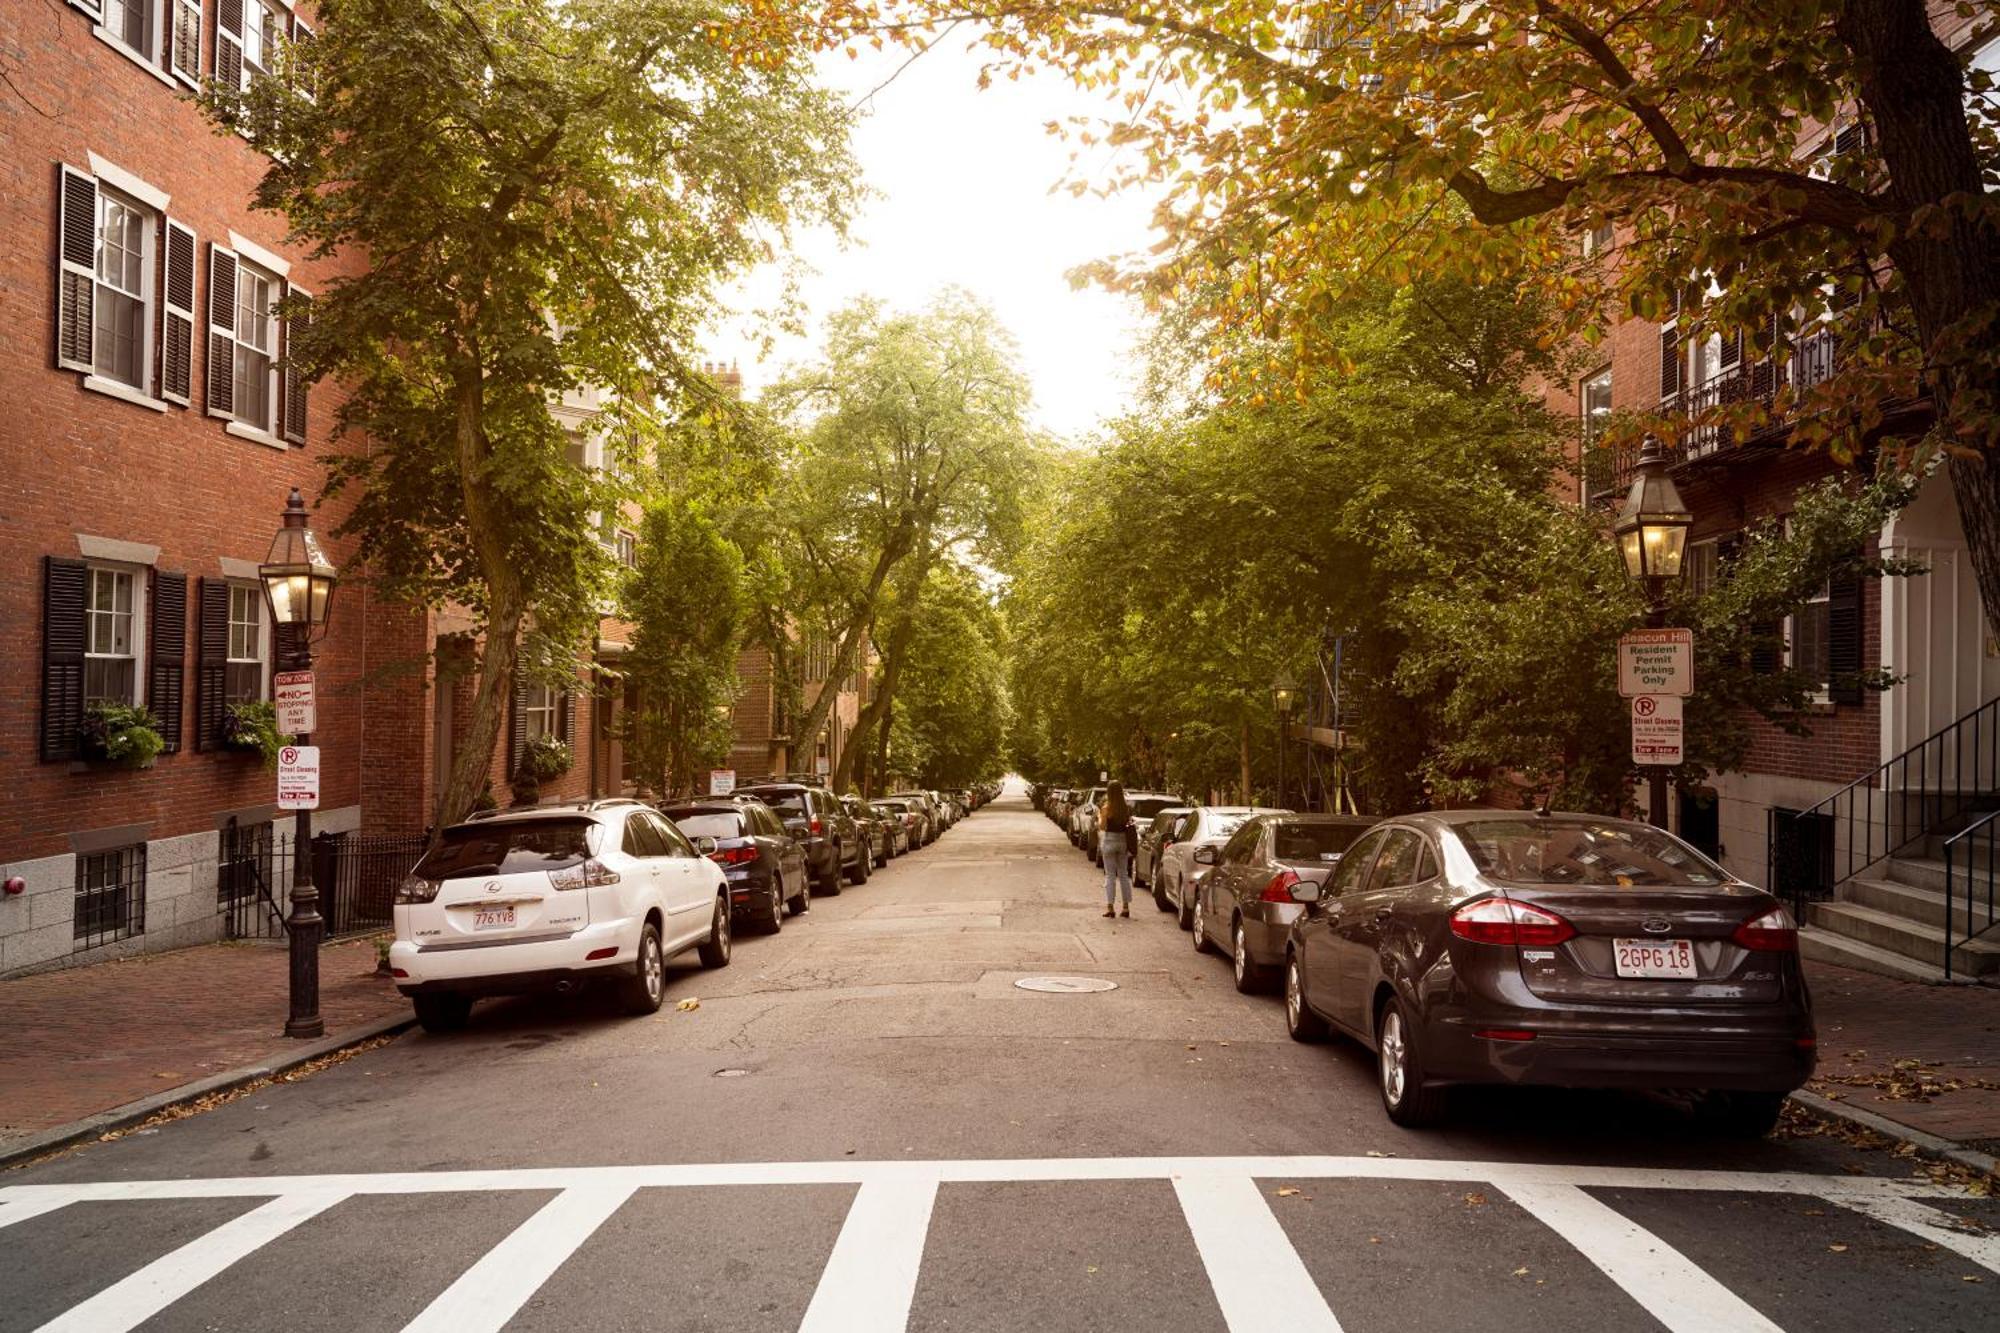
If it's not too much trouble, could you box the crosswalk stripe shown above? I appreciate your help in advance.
[1832,1194,2000,1276]
[32,1191,347,1333]
[0,1196,75,1233]
[399,1183,636,1333]
[1500,1182,1782,1333]
[798,1175,939,1333]
[1173,1174,1342,1333]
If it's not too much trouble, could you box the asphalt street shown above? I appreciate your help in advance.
[5,781,1998,1332]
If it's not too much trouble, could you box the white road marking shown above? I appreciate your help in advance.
[1833,1194,2000,1275]
[32,1190,346,1333]
[0,1195,76,1232]
[400,1183,635,1333]
[1174,1173,1342,1332]
[797,1174,939,1333]
[1501,1181,1782,1333]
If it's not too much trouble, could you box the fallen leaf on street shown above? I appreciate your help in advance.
[1365,1150,1395,1158]
[1828,1244,1848,1253]
[1464,1192,1488,1207]
[1512,1267,1530,1276]
[1275,1187,1301,1197]
[1086,1265,1099,1274]
[1367,1236,1381,1244]
[676,998,700,1011]
[1962,1275,1983,1283]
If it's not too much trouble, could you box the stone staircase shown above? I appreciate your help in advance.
[1800,831,2000,985]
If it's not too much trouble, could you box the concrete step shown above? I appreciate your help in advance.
[1806,900,2000,976]
[1798,926,1954,985]
[1839,875,1952,929]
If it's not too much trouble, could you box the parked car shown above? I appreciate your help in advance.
[1155,806,1284,928]
[390,799,731,1033]
[1068,787,1105,846]
[1281,811,1815,1134]
[1135,806,1194,889]
[886,790,943,844]
[871,799,918,855]
[735,783,867,894]
[662,798,810,931]
[1191,814,1380,993]
[842,795,895,866]
[1046,789,1072,826]
[1089,791,1182,864]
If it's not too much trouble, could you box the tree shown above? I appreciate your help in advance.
[885,564,1014,787]
[209,0,857,826]
[862,1,2000,637]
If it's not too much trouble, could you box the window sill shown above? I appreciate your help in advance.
[223,420,289,451]
[91,27,179,91]
[82,376,169,413]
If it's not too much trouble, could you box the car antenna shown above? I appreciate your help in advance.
[1534,792,1553,818]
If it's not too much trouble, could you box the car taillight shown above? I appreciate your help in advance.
[810,818,823,835]
[548,859,621,891]
[1449,897,1576,947]
[1259,870,1302,903]
[708,845,757,866]
[1732,905,1799,952]
[395,875,440,905]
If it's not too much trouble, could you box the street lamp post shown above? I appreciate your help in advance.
[1271,671,1299,809]
[259,488,339,1039]
[1613,434,1692,830]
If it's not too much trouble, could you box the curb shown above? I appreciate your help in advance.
[1787,1087,2000,1177]
[0,1011,413,1171]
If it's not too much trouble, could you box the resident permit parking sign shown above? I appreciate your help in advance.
[277,745,321,810]
[1619,628,1693,697]
[1630,695,1684,766]
[709,768,736,796]
[274,670,316,733]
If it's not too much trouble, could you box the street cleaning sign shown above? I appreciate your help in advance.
[709,769,736,796]
[1619,628,1693,698]
[277,745,321,810]
[1630,695,1684,766]
[274,670,316,733]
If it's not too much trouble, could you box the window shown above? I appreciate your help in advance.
[93,190,153,391]
[1367,829,1424,891]
[242,0,283,80]
[75,845,147,949]
[102,0,156,64]
[84,565,143,705]
[622,814,666,858]
[233,261,279,431]
[1581,221,1614,258]
[522,683,560,741]
[1789,581,1831,690]
[1328,831,1383,897]
[1580,367,1612,444]
[615,530,637,568]
[225,583,267,703]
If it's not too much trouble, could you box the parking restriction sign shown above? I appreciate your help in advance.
[1630,695,1683,766]
[277,745,321,810]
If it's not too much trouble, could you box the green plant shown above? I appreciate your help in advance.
[78,702,166,770]
[224,700,293,769]
[520,733,572,782]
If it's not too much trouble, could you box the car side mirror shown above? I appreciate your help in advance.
[693,836,718,855]
[1193,846,1218,866]
[1291,881,1322,903]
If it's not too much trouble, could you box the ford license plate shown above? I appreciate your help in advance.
[1613,937,1695,978]
[473,907,516,931]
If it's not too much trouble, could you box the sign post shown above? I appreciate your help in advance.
[276,745,321,811]
[274,670,317,734]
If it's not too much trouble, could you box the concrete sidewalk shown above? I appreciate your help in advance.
[0,938,406,1156]
[1803,960,2000,1154]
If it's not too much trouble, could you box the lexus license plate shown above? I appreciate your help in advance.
[1613,937,1695,978]
[473,906,516,931]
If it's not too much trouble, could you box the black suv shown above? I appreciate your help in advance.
[734,783,869,894]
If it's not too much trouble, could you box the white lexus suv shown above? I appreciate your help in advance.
[390,799,731,1033]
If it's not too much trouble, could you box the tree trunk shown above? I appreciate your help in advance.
[1239,720,1252,805]
[788,525,913,771]
[1840,0,2000,637]
[432,358,527,834]
[835,605,917,794]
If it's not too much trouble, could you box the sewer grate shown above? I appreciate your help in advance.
[1013,976,1118,994]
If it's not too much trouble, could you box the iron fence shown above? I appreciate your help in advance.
[219,820,429,943]
[1943,808,2000,980]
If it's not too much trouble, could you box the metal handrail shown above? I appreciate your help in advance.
[1943,807,2000,980]
[1771,695,2000,928]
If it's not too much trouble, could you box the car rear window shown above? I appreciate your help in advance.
[670,812,745,839]
[1209,816,1247,839]
[1129,797,1179,819]
[746,789,807,815]
[1276,823,1371,862]
[416,820,593,880]
[1455,819,1724,886]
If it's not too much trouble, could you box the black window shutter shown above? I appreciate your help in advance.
[281,289,311,445]
[150,571,188,754]
[508,676,529,777]
[194,577,229,750]
[272,622,305,677]
[1749,620,1783,675]
[563,684,578,755]
[1659,324,1680,401]
[1718,329,1742,370]
[215,0,244,87]
[1827,572,1864,706]
[162,220,196,406]
[41,556,87,762]
[206,246,237,417]
[56,167,97,374]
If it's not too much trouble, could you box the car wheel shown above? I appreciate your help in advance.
[851,847,871,884]
[1377,997,1448,1127]
[1176,877,1194,931]
[412,993,472,1034]
[787,874,811,916]
[1233,919,1272,994]
[762,883,785,934]
[1152,875,1172,913]
[817,854,842,897]
[1693,1090,1787,1138]
[697,895,732,969]
[1192,890,1216,954]
[1285,953,1329,1042]
[618,922,668,1015]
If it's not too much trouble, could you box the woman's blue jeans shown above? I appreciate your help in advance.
[1101,829,1132,905]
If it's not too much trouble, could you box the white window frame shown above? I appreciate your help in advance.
[224,581,269,704]
[83,562,148,707]
[1580,366,1612,443]
[1685,539,1720,598]
[90,184,158,399]
[1581,221,1614,258]
[1778,519,1832,703]
[89,0,180,88]
[522,683,560,741]
[615,529,638,568]
[240,0,285,85]
[228,257,282,435]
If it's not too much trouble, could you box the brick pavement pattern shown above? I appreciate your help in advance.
[1807,961,2000,1148]
[0,940,403,1148]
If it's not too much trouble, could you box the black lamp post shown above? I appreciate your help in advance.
[259,488,339,1039]
[1613,434,1692,829]
[1271,671,1299,809]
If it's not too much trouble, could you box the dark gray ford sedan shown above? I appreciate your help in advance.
[1282,810,1815,1135]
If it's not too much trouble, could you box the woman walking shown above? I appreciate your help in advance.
[1099,782,1134,918]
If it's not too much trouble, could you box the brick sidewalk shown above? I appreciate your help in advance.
[1805,960,2000,1150]
[0,939,405,1150]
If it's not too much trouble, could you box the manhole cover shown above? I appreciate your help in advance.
[1014,976,1118,994]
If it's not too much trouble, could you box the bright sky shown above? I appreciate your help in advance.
[709,33,1166,441]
